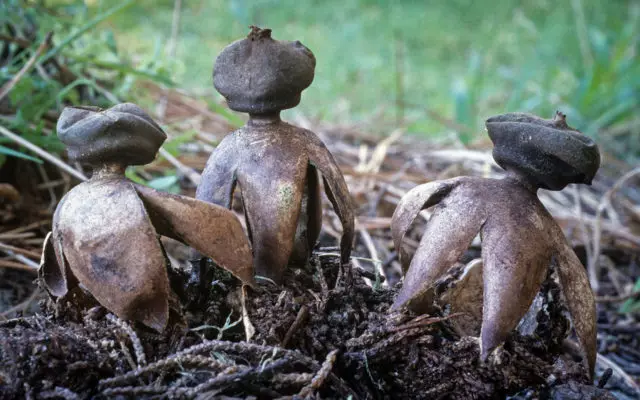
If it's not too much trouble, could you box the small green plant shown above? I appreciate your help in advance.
[619,278,640,314]
[0,0,174,168]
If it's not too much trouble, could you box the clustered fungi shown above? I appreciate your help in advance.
[38,27,600,383]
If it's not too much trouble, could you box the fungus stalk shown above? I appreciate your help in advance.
[93,162,126,179]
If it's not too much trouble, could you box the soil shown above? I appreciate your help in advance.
[0,252,619,400]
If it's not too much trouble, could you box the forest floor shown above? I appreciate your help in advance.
[0,86,639,399]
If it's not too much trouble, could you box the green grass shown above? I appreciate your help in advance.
[64,0,639,160]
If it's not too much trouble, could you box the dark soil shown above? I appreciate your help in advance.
[0,253,618,400]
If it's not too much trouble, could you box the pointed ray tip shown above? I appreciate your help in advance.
[142,310,168,333]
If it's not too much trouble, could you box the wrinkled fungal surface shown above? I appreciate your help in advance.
[391,112,599,378]
[197,26,354,283]
[39,103,253,332]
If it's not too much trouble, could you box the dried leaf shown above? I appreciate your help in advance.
[54,179,169,331]
[134,183,254,286]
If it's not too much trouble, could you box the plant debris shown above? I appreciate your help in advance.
[0,253,611,399]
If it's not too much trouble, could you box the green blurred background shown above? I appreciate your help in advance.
[2,0,639,161]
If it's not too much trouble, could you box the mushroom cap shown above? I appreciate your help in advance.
[57,103,167,166]
[486,112,600,191]
[213,26,316,114]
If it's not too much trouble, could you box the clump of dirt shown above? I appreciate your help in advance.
[0,253,612,399]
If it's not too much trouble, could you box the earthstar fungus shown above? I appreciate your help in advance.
[197,26,355,282]
[39,103,253,331]
[391,112,599,377]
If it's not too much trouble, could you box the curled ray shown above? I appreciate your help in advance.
[134,183,254,286]
[552,226,597,378]
[391,181,487,311]
[39,232,67,297]
[55,179,169,331]
[304,129,355,265]
[390,178,460,272]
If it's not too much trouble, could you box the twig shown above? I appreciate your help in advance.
[297,349,339,398]
[358,226,385,288]
[596,290,639,303]
[240,285,256,342]
[390,313,463,333]
[158,147,201,185]
[168,0,182,58]
[5,251,39,269]
[280,305,309,349]
[589,166,640,292]
[573,185,593,262]
[106,314,147,367]
[0,32,52,103]
[0,242,41,259]
[117,339,138,371]
[0,34,32,48]
[37,164,57,211]
[155,0,182,120]
[38,386,79,400]
[596,353,640,395]
[0,288,41,319]
[314,254,329,296]
[0,259,38,272]
[0,220,49,236]
[99,355,233,388]
[597,324,640,334]
[0,125,88,181]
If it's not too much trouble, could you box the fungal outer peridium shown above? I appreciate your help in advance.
[196,26,355,283]
[390,112,600,378]
[38,103,254,332]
